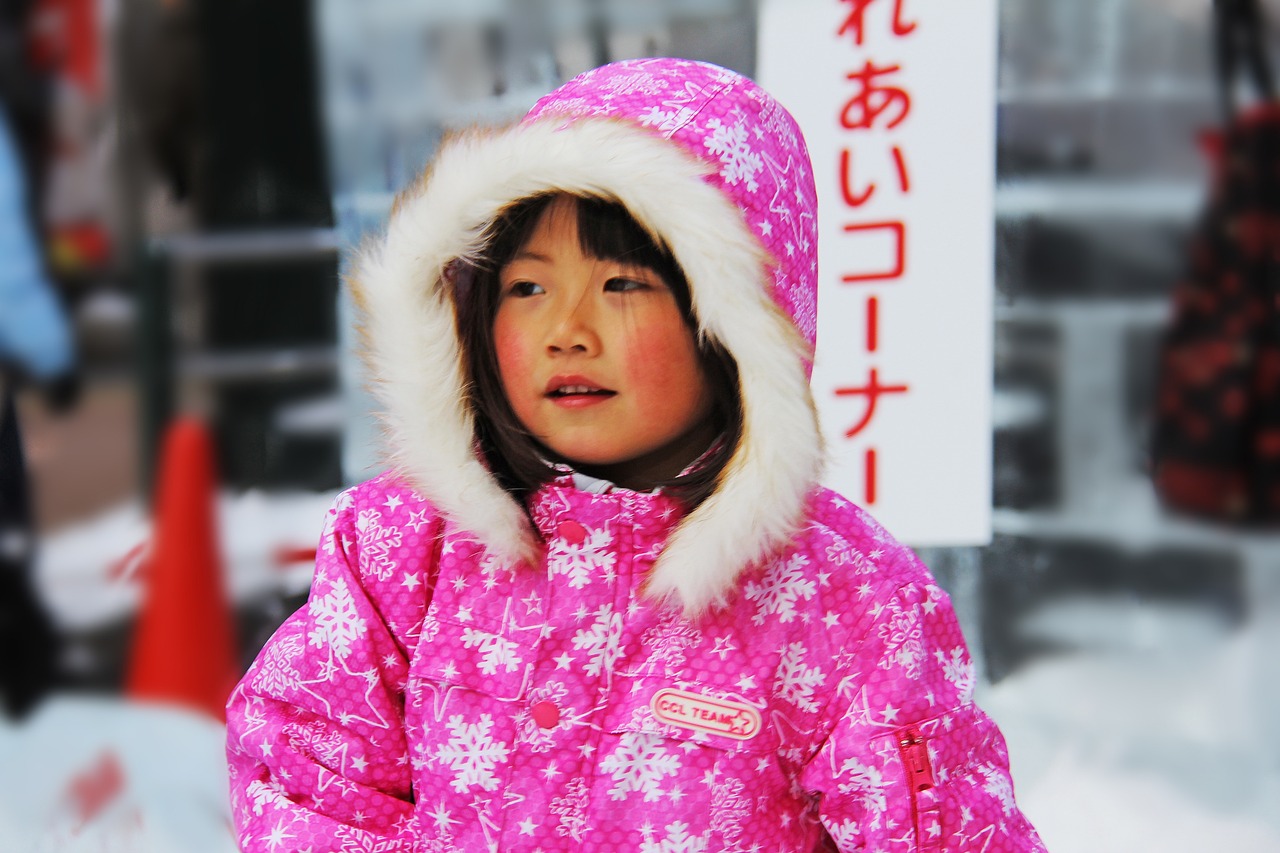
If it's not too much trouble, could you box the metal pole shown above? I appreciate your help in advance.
[135,244,172,495]
[112,1,173,497]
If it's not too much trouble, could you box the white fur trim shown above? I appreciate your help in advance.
[351,117,823,615]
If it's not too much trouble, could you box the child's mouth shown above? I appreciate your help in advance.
[548,385,615,398]
[545,377,617,405]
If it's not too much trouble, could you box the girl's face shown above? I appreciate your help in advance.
[493,197,716,491]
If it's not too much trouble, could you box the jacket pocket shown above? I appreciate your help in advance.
[589,674,799,841]
[896,724,941,853]
[403,617,541,804]
[868,703,1017,853]
[407,615,536,702]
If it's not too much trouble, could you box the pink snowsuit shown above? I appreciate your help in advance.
[227,58,1046,852]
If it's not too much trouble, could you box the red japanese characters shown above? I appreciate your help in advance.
[833,0,918,505]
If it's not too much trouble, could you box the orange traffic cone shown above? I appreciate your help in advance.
[126,418,237,721]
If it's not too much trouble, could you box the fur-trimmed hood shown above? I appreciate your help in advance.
[351,58,822,616]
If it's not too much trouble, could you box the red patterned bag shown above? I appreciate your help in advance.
[1151,0,1280,521]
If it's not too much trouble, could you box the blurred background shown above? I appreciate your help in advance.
[0,0,1277,850]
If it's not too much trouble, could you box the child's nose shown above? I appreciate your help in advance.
[546,297,601,354]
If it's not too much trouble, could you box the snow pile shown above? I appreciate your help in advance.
[0,696,238,853]
[980,594,1280,853]
[35,490,336,631]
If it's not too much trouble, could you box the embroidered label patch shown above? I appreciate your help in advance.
[650,688,762,740]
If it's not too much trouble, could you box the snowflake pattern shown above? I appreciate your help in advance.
[244,779,285,817]
[320,490,354,556]
[571,604,624,676]
[847,547,878,576]
[826,818,864,849]
[434,714,510,793]
[250,633,305,696]
[978,763,1016,816]
[704,116,763,191]
[708,777,752,843]
[641,613,703,676]
[837,757,889,817]
[460,628,523,676]
[639,104,698,134]
[541,94,614,119]
[600,732,681,802]
[547,522,616,589]
[878,598,925,680]
[356,509,402,581]
[745,554,818,625]
[939,646,976,703]
[549,777,590,841]
[641,820,709,853]
[600,70,669,97]
[334,825,403,853]
[285,718,349,767]
[307,578,365,660]
[758,96,801,150]
[775,641,826,712]
[477,551,515,591]
[787,277,818,343]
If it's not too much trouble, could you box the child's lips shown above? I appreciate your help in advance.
[545,376,616,406]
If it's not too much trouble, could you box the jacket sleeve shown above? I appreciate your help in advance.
[800,577,1046,853]
[226,484,436,853]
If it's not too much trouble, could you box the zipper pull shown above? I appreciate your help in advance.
[898,727,935,792]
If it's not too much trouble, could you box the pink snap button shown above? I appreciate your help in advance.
[530,700,561,729]
[556,520,587,546]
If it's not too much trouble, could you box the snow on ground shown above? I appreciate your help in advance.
[0,696,237,853]
[7,491,1278,851]
[980,595,1280,852]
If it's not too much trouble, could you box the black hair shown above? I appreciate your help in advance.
[454,193,743,510]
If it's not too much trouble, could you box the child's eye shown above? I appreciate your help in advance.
[507,281,544,297]
[604,276,655,293]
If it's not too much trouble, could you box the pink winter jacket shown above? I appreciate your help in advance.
[227,58,1045,851]
[228,472,1044,852]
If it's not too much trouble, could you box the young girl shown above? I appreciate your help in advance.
[226,58,1045,852]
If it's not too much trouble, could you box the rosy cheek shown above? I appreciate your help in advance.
[624,318,702,398]
[622,332,664,375]
[493,318,533,393]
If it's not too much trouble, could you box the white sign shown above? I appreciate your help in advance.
[758,0,997,545]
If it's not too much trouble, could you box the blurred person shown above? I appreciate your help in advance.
[225,59,1044,851]
[1215,0,1275,115]
[0,103,76,721]
[0,0,52,230]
